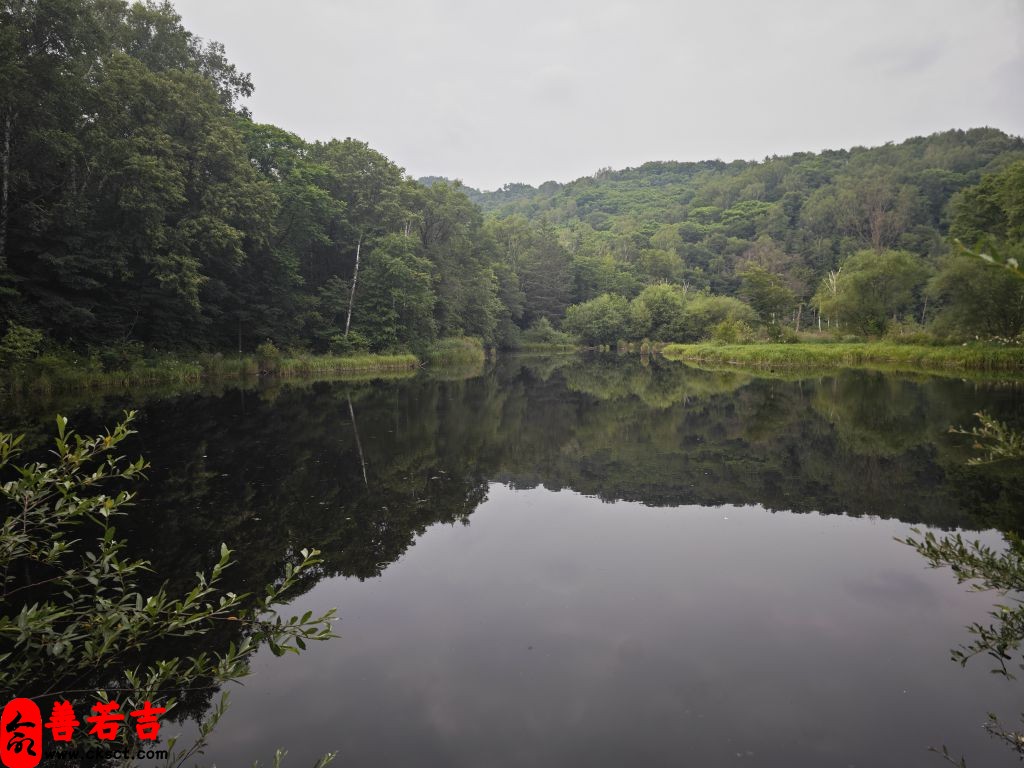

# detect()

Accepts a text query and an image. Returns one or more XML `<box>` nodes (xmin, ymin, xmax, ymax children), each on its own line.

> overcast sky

<box><xmin>171</xmin><ymin>0</ymin><xmax>1024</xmax><ymax>191</ymax></box>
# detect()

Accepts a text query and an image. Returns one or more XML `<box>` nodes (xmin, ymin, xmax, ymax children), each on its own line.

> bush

<box><xmin>328</xmin><ymin>331</ymin><xmax>370</xmax><ymax>356</ymax></box>
<box><xmin>0</xmin><ymin>323</ymin><xmax>44</xmax><ymax>372</ymax></box>
<box><xmin>96</xmin><ymin>340</ymin><xmax>145</xmax><ymax>372</ymax></box>
<box><xmin>428</xmin><ymin>336</ymin><xmax>486</xmax><ymax>365</ymax></box>
<box><xmin>765</xmin><ymin>324</ymin><xmax>800</xmax><ymax>343</ymax></box>
<box><xmin>255</xmin><ymin>340</ymin><xmax>282</xmax><ymax>372</ymax></box>
<box><xmin>709</xmin><ymin>317</ymin><xmax>755</xmax><ymax>344</ymax></box>
<box><xmin>883</xmin><ymin>322</ymin><xmax>940</xmax><ymax>346</ymax></box>
<box><xmin>521</xmin><ymin>317</ymin><xmax>576</xmax><ymax>346</ymax></box>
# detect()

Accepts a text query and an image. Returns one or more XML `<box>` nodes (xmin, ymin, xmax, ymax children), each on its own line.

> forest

<box><xmin>2</xmin><ymin>0</ymin><xmax>1024</xmax><ymax>374</ymax></box>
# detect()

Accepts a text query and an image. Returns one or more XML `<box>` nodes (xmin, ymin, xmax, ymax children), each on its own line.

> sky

<box><xmin>171</xmin><ymin>0</ymin><xmax>1024</xmax><ymax>191</ymax></box>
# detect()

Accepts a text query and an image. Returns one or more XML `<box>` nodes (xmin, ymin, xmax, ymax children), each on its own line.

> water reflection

<box><xmin>2</xmin><ymin>355</ymin><xmax>1023</xmax><ymax>765</ymax></box>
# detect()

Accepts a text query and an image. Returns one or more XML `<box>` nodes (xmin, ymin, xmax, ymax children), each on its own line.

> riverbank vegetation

<box><xmin>661</xmin><ymin>341</ymin><xmax>1024</xmax><ymax>373</ymax></box>
<box><xmin>0</xmin><ymin>346</ymin><xmax>420</xmax><ymax>394</ymax></box>
<box><xmin>2</xmin><ymin>1</ymin><xmax>1024</xmax><ymax>383</ymax></box>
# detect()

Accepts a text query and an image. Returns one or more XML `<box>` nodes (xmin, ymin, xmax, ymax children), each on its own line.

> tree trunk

<box><xmin>344</xmin><ymin>235</ymin><xmax>362</xmax><ymax>338</ymax></box>
<box><xmin>0</xmin><ymin>112</ymin><xmax>12</xmax><ymax>271</ymax></box>
<box><xmin>795</xmin><ymin>302</ymin><xmax>803</xmax><ymax>333</ymax></box>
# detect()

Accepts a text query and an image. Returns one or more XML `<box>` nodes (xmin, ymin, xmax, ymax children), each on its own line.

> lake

<box><xmin>3</xmin><ymin>354</ymin><xmax>1023</xmax><ymax>767</ymax></box>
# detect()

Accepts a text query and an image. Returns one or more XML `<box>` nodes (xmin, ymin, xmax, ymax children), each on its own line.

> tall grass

<box><xmin>275</xmin><ymin>353</ymin><xmax>418</xmax><ymax>376</ymax></box>
<box><xmin>661</xmin><ymin>342</ymin><xmax>1024</xmax><ymax>373</ymax></box>
<box><xmin>2</xmin><ymin>350</ymin><xmax>419</xmax><ymax>394</ymax></box>
<box><xmin>426</xmin><ymin>337</ymin><xmax>486</xmax><ymax>366</ymax></box>
<box><xmin>514</xmin><ymin>342</ymin><xmax>579</xmax><ymax>354</ymax></box>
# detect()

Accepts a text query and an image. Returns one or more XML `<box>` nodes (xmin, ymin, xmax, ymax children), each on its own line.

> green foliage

<box><xmin>950</xmin><ymin>412</ymin><xmax>1024</xmax><ymax>465</ymax></box>
<box><xmin>814</xmin><ymin>250</ymin><xmax>929</xmax><ymax>335</ymax></box>
<box><xmin>2</xmin><ymin>0</ymin><xmax>1023</xmax><ymax>374</ymax></box>
<box><xmin>354</xmin><ymin>234</ymin><xmax>436</xmax><ymax>352</ymax></box>
<box><xmin>764</xmin><ymin>323</ymin><xmax>800</xmax><ymax>343</ymax></box>
<box><xmin>475</xmin><ymin>128</ymin><xmax>1023</xmax><ymax>315</ymax></box>
<box><xmin>629</xmin><ymin>284</ymin><xmax>689</xmax><ymax>340</ymax></box>
<box><xmin>0</xmin><ymin>412</ymin><xmax>336</xmax><ymax>759</ymax></box>
<box><xmin>256</xmin><ymin>340</ymin><xmax>282</xmax><ymax>372</ymax></box>
<box><xmin>563</xmin><ymin>294</ymin><xmax>631</xmax><ymax>346</ymax></box>
<box><xmin>661</xmin><ymin>342</ymin><xmax>1024</xmax><ymax>373</ymax></box>
<box><xmin>901</xmin><ymin>521</ymin><xmax>1024</xmax><ymax>762</ymax></box>
<box><xmin>0</xmin><ymin>323</ymin><xmax>43</xmax><ymax>371</ymax></box>
<box><xmin>678</xmin><ymin>294</ymin><xmax>757</xmax><ymax>342</ymax></box>
<box><xmin>520</xmin><ymin>317</ymin><xmax>576</xmax><ymax>346</ymax></box>
<box><xmin>928</xmin><ymin>253</ymin><xmax>1024</xmax><ymax>338</ymax></box>
<box><xmin>427</xmin><ymin>336</ymin><xmax>486</xmax><ymax>366</ymax></box>
<box><xmin>710</xmin><ymin>317</ymin><xmax>755</xmax><ymax>344</ymax></box>
<box><xmin>738</xmin><ymin>265</ymin><xmax>797</xmax><ymax>325</ymax></box>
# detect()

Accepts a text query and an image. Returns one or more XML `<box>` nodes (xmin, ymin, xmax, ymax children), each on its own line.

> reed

<box><xmin>660</xmin><ymin>342</ymin><xmax>1024</xmax><ymax>373</ymax></box>
<box><xmin>2</xmin><ymin>350</ymin><xmax>419</xmax><ymax>394</ymax></box>
<box><xmin>426</xmin><ymin>337</ymin><xmax>486</xmax><ymax>366</ymax></box>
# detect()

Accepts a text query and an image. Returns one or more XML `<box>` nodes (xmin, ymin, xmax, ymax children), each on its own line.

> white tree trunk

<box><xmin>344</xmin><ymin>235</ymin><xmax>362</xmax><ymax>338</ymax></box>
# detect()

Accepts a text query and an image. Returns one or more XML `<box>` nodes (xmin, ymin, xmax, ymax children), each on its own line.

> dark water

<box><xmin>4</xmin><ymin>355</ymin><xmax>1024</xmax><ymax>767</ymax></box>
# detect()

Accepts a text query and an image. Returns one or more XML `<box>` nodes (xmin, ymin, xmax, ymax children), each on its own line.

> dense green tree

<box><xmin>2</xmin><ymin>1</ymin><xmax>1022</xmax><ymax>356</ymax></box>
<box><xmin>738</xmin><ymin>265</ymin><xmax>797</xmax><ymax>326</ymax></box>
<box><xmin>949</xmin><ymin>160</ymin><xmax>1024</xmax><ymax>247</ymax></box>
<box><xmin>353</xmin><ymin>233</ymin><xmax>436</xmax><ymax>351</ymax></box>
<box><xmin>814</xmin><ymin>249</ymin><xmax>930</xmax><ymax>334</ymax></box>
<box><xmin>928</xmin><ymin>160</ymin><xmax>1024</xmax><ymax>339</ymax></box>
<box><xmin>562</xmin><ymin>293</ymin><xmax>630</xmax><ymax>345</ymax></box>
<box><xmin>628</xmin><ymin>283</ymin><xmax>689</xmax><ymax>340</ymax></box>
<box><xmin>416</xmin><ymin>181</ymin><xmax>504</xmax><ymax>344</ymax></box>
<box><xmin>928</xmin><ymin>254</ymin><xmax>1024</xmax><ymax>338</ymax></box>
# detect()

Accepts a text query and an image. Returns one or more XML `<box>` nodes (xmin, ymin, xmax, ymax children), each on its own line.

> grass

<box><xmin>426</xmin><ymin>337</ymin><xmax>486</xmax><ymax>366</ymax></box>
<box><xmin>660</xmin><ymin>342</ymin><xmax>1024</xmax><ymax>374</ymax></box>
<box><xmin>2</xmin><ymin>351</ymin><xmax>420</xmax><ymax>395</ymax></box>
<box><xmin>513</xmin><ymin>342</ymin><xmax>580</xmax><ymax>354</ymax></box>
<box><xmin>270</xmin><ymin>353</ymin><xmax>418</xmax><ymax>376</ymax></box>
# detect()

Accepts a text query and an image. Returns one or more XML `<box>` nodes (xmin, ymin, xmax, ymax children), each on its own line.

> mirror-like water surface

<box><xmin>3</xmin><ymin>355</ymin><xmax>1022</xmax><ymax>767</ymax></box>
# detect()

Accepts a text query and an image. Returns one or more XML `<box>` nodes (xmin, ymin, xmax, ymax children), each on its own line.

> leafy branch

<box><xmin>0</xmin><ymin>412</ymin><xmax>338</xmax><ymax>766</ymax></box>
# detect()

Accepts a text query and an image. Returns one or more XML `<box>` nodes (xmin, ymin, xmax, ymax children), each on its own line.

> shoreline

<box><xmin>660</xmin><ymin>342</ymin><xmax>1024</xmax><ymax>376</ymax></box>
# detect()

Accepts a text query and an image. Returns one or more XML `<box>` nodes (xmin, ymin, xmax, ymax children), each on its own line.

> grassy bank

<box><xmin>513</xmin><ymin>342</ymin><xmax>581</xmax><ymax>354</ymax></box>
<box><xmin>2</xmin><ymin>351</ymin><xmax>420</xmax><ymax>394</ymax></box>
<box><xmin>660</xmin><ymin>342</ymin><xmax>1024</xmax><ymax>374</ymax></box>
<box><xmin>426</xmin><ymin>337</ymin><xmax>486</xmax><ymax>366</ymax></box>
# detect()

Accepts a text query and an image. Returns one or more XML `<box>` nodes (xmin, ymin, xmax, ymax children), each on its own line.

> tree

<box><xmin>353</xmin><ymin>233</ymin><xmax>436</xmax><ymax>352</ymax></box>
<box><xmin>312</xmin><ymin>139</ymin><xmax>406</xmax><ymax>338</ymax></box>
<box><xmin>928</xmin><ymin>254</ymin><xmax>1024</xmax><ymax>338</ymax></box>
<box><xmin>628</xmin><ymin>283</ymin><xmax>689</xmax><ymax>340</ymax></box>
<box><xmin>738</xmin><ymin>265</ymin><xmax>796</xmax><ymax>326</ymax></box>
<box><xmin>416</xmin><ymin>181</ymin><xmax>504</xmax><ymax>344</ymax></box>
<box><xmin>814</xmin><ymin>249</ymin><xmax>929</xmax><ymax>335</ymax></box>
<box><xmin>517</xmin><ymin>224</ymin><xmax>574</xmax><ymax>325</ymax></box>
<box><xmin>562</xmin><ymin>293</ymin><xmax>630</xmax><ymax>345</ymax></box>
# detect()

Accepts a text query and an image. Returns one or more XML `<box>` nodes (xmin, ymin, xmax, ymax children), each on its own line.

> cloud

<box><xmin>171</xmin><ymin>0</ymin><xmax>1024</xmax><ymax>190</ymax></box>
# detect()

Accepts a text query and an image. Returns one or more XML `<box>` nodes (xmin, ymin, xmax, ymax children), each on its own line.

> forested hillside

<box><xmin>0</xmin><ymin>0</ymin><xmax>519</xmax><ymax>357</ymax></box>
<box><xmin>437</xmin><ymin>130</ymin><xmax>1024</xmax><ymax>343</ymax></box>
<box><xmin>2</xmin><ymin>0</ymin><xmax>1023</xmax><ymax>365</ymax></box>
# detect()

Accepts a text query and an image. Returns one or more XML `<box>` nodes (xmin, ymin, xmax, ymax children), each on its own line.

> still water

<box><xmin>4</xmin><ymin>355</ymin><xmax>1023</xmax><ymax>767</ymax></box>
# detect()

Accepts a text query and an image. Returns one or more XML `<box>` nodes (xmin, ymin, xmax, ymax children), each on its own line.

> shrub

<box><xmin>0</xmin><ymin>413</ymin><xmax>336</xmax><ymax>762</ymax></box>
<box><xmin>765</xmin><ymin>324</ymin><xmax>800</xmax><ymax>343</ymax></box>
<box><xmin>96</xmin><ymin>339</ymin><xmax>146</xmax><ymax>372</ymax></box>
<box><xmin>0</xmin><ymin>323</ymin><xmax>44</xmax><ymax>372</ymax></box>
<box><xmin>255</xmin><ymin>340</ymin><xmax>282</xmax><ymax>372</ymax></box>
<box><xmin>428</xmin><ymin>336</ymin><xmax>486</xmax><ymax>365</ymax></box>
<box><xmin>328</xmin><ymin>331</ymin><xmax>370</xmax><ymax>356</ymax></box>
<box><xmin>521</xmin><ymin>317</ymin><xmax>576</xmax><ymax>346</ymax></box>
<box><xmin>709</xmin><ymin>317</ymin><xmax>755</xmax><ymax>344</ymax></box>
